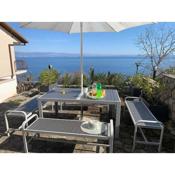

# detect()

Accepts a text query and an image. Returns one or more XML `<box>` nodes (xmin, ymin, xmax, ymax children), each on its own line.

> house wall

<box><xmin>0</xmin><ymin>26</ymin><xmax>20</xmax><ymax>103</ymax></box>
<box><xmin>0</xmin><ymin>77</ymin><xmax>17</xmax><ymax>103</ymax></box>
<box><xmin>0</xmin><ymin>26</ymin><xmax>18</xmax><ymax>78</ymax></box>
<box><xmin>159</xmin><ymin>74</ymin><xmax>175</xmax><ymax>120</ymax></box>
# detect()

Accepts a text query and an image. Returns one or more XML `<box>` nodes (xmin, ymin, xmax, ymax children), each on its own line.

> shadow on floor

<box><xmin>30</xmin><ymin>139</ymin><xmax>75</xmax><ymax>153</ymax></box>
<box><xmin>0</xmin><ymin>135</ymin><xmax>75</xmax><ymax>153</ymax></box>
<box><xmin>0</xmin><ymin>101</ymin><xmax>21</xmax><ymax>133</ymax></box>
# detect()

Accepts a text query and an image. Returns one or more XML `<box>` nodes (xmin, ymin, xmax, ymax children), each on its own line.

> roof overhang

<box><xmin>0</xmin><ymin>22</ymin><xmax>28</xmax><ymax>44</ymax></box>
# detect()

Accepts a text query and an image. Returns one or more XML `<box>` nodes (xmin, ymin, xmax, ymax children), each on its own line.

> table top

<box><xmin>24</xmin><ymin>118</ymin><xmax>110</xmax><ymax>139</ymax></box>
<box><xmin>38</xmin><ymin>88</ymin><xmax>121</xmax><ymax>104</ymax></box>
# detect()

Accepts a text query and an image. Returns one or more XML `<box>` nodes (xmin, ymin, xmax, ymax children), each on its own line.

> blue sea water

<box><xmin>17</xmin><ymin>56</ymin><xmax>175</xmax><ymax>80</ymax></box>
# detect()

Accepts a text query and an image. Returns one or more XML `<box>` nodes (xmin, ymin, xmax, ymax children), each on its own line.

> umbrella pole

<box><xmin>80</xmin><ymin>22</ymin><xmax>83</xmax><ymax>94</ymax></box>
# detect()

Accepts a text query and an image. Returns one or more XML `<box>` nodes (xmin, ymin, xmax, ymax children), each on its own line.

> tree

<box><xmin>137</xmin><ymin>26</ymin><xmax>175</xmax><ymax>79</ymax></box>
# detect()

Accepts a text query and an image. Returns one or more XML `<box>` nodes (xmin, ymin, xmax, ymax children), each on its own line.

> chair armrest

<box><xmin>22</xmin><ymin>114</ymin><xmax>38</xmax><ymax>130</ymax></box>
<box><xmin>5</xmin><ymin>110</ymin><xmax>32</xmax><ymax>120</ymax></box>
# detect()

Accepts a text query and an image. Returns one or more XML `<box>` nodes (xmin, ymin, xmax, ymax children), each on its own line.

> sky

<box><xmin>9</xmin><ymin>22</ymin><xmax>175</xmax><ymax>55</ymax></box>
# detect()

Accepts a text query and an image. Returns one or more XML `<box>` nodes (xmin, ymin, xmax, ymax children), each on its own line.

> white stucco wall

<box><xmin>0</xmin><ymin>26</ymin><xmax>19</xmax><ymax>78</ymax></box>
<box><xmin>0</xmin><ymin>78</ymin><xmax>17</xmax><ymax>103</ymax></box>
<box><xmin>0</xmin><ymin>25</ymin><xmax>21</xmax><ymax>103</ymax></box>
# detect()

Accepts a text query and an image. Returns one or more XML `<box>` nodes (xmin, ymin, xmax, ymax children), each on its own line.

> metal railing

<box><xmin>15</xmin><ymin>60</ymin><xmax>28</xmax><ymax>71</ymax></box>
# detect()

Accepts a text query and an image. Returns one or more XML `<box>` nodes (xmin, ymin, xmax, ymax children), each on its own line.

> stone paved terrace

<box><xmin>0</xmin><ymin>91</ymin><xmax>175</xmax><ymax>153</ymax></box>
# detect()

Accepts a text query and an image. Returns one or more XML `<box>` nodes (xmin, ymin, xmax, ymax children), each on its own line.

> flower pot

<box><xmin>149</xmin><ymin>105</ymin><xmax>169</xmax><ymax>122</ymax></box>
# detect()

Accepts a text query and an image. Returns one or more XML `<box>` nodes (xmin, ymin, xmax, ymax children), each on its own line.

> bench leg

<box><xmin>23</xmin><ymin>131</ymin><xmax>28</xmax><ymax>153</ymax></box>
<box><xmin>4</xmin><ymin>114</ymin><xmax>10</xmax><ymax>137</ymax></box>
<box><xmin>132</xmin><ymin>126</ymin><xmax>137</xmax><ymax>152</ymax></box>
<box><xmin>38</xmin><ymin>100</ymin><xmax>43</xmax><ymax>118</ymax></box>
<box><xmin>158</xmin><ymin>127</ymin><xmax>164</xmax><ymax>152</ymax></box>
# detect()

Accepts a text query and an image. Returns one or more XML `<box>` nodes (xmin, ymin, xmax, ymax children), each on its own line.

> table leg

<box><xmin>109</xmin><ymin>119</ymin><xmax>114</xmax><ymax>153</ymax></box>
<box><xmin>109</xmin><ymin>137</ymin><xmax>114</xmax><ymax>153</ymax></box>
<box><xmin>115</xmin><ymin>103</ymin><xmax>121</xmax><ymax>138</ymax></box>
<box><xmin>38</xmin><ymin>100</ymin><xmax>43</xmax><ymax>118</ymax></box>
<box><xmin>60</xmin><ymin>102</ymin><xmax>63</xmax><ymax>111</ymax></box>
<box><xmin>96</xmin><ymin>145</ymin><xmax>100</xmax><ymax>153</ymax></box>
<box><xmin>80</xmin><ymin>104</ymin><xmax>83</xmax><ymax>119</ymax></box>
<box><xmin>4</xmin><ymin>113</ymin><xmax>10</xmax><ymax>137</ymax></box>
<box><xmin>23</xmin><ymin>131</ymin><xmax>28</xmax><ymax>153</ymax></box>
<box><xmin>55</xmin><ymin>102</ymin><xmax>58</xmax><ymax>117</ymax></box>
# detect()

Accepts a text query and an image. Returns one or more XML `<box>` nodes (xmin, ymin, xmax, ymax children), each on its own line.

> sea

<box><xmin>16</xmin><ymin>56</ymin><xmax>175</xmax><ymax>80</ymax></box>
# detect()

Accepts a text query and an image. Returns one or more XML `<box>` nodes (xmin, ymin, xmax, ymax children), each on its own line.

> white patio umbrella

<box><xmin>20</xmin><ymin>22</ymin><xmax>152</xmax><ymax>94</ymax></box>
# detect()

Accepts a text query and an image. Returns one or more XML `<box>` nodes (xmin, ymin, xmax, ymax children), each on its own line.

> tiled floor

<box><xmin>0</xmin><ymin>93</ymin><xmax>175</xmax><ymax>153</ymax></box>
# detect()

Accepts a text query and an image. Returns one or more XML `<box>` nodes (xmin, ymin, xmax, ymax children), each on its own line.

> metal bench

<box><xmin>5</xmin><ymin>95</ymin><xmax>40</xmax><ymax>136</ymax></box>
<box><xmin>125</xmin><ymin>97</ymin><xmax>164</xmax><ymax>152</ymax></box>
<box><xmin>22</xmin><ymin>115</ymin><xmax>114</xmax><ymax>153</ymax></box>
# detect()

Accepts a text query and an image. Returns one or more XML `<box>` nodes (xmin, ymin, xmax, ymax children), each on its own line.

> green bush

<box><xmin>107</xmin><ymin>72</ymin><xmax>116</xmax><ymax>85</ymax></box>
<box><xmin>71</xmin><ymin>72</ymin><xmax>81</xmax><ymax>85</ymax></box>
<box><xmin>60</xmin><ymin>72</ymin><xmax>89</xmax><ymax>87</ymax></box>
<box><xmin>129</xmin><ymin>74</ymin><xmax>160</xmax><ymax>103</ymax></box>
<box><xmin>94</xmin><ymin>73</ymin><xmax>108</xmax><ymax>84</ymax></box>
<box><xmin>62</xmin><ymin>73</ymin><xmax>71</xmax><ymax>87</ymax></box>
<box><xmin>83</xmin><ymin>74</ymin><xmax>90</xmax><ymax>87</ymax></box>
<box><xmin>89</xmin><ymin>67</ymin><xmax>95</xmax><ymax>84</ymax></box>
<box><xmin>112</xmin><ymin>73</ymin><xmax>128</xmax><ymax>91</ymax></box>
<box><xmin>129</xmin><ymin>74</ymin><xmax>144</xmax><ymax>89</ymax></box>
<box><xmin>39</xmin><ymin>69</ymin><xmax>59</xmax><ymax>86</ymax></box>
<box><xmin>164</xmin><ymin>67</ymin><xmax>175</xmax><ymax>74</ymax></box>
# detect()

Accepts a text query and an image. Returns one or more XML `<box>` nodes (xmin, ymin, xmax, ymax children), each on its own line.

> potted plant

<box><xmin>39</xmin><ymin>67</ymin><xmax>59</xmax><ymax>92</ymax></box>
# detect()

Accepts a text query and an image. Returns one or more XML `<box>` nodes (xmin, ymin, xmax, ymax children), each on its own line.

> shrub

<box><xmin>89</xmin><ymin>67</ymin><xmax>95</xmax><ymax>84</ymax></box>
<box><xmin>83</xmin><ymin>74</ymin><xmax>90</xmax><ymax>87</ymax></box>
<box><xmin>107</xmin><ymin>72</ymin><xmax>116</xmax><ymax>85</ymax></box>
<box><xmin>62</xmin><ymin>73</ymin><xmax>71</xmax><ymax>87</ymax></box>
<box><xmin>39</xmin><ymin>69</ymin><xmax>59</xmax><ymax>86</ymax></box>
<box><xmin>94</xmin><ymin>73</ymin><xmax>108</xmax><ymax>85</ymax></box>
<box><xmin>112</xmin><ymin>73</ymin><xmax>128</xmax><ymax>91</ymax></box>
<box><xmin>71</xmin><ymin>72</ymin><xmax>81</xmax><ymax>85</ymax></box>
<box><xmin>164</xmin><ymin>66</ymin><xmax>175</xmax><ymax>75</ymax></box>
<box><xmin>129</xmin><ymin>74</ymin><xmax>160</xmax><ymax>103</ymax></box>
<box><xmin>129</xmin><ymin>74</ymin><xmax>144</xmax><ymax>89</ymax></box>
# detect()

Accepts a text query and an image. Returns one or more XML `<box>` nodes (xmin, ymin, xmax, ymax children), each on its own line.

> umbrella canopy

<box><xmin>20</xmin><ymin>22</ymin><xmax>151</xmax><ymax>33</ymax></box>
<box><xmin>20</xmin><ymin>22</ymin><xmax>152</xmax><ymax>93</ymax></box>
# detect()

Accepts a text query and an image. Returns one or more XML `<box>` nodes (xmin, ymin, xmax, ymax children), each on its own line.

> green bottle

<box><xmin>96</xmin><ymin>83</ymin><xmax>102</xmax><ymax>98</ymax></box>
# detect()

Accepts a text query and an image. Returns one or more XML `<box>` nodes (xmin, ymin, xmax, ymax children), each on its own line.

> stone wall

<box><xmin>159</xmin><ymin>74</ymin><xmax>175</xmax><ymax>120</ymax></box>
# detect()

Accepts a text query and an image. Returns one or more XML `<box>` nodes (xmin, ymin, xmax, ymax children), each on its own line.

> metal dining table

<box><xmin>37</xmin><ymin>88</ymin><xmax>121</xmax><ymax>138</ymax></box>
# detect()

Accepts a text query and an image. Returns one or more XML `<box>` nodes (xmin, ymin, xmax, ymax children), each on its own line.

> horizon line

<box><xmin>16</xmin><ymin>51</ymin><xmax>142</xmax><ymax>56</ymax></box>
